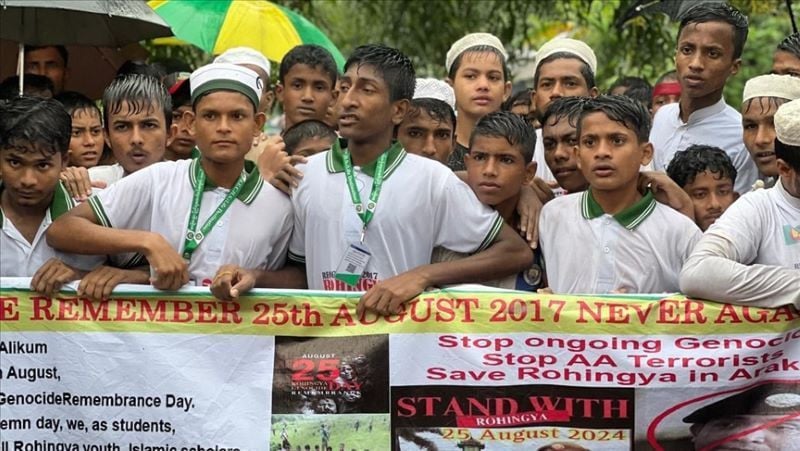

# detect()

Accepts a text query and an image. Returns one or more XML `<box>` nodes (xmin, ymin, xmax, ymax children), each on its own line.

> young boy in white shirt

<box><xmin>47</xmin><ymin>63</ymin><xmax>294</xmax><ymax>295</ymax></box>
<box><xmin>539</xmin><ymin>95</ymin><xmax>702</xmax><ymax>294</ymax></box>
<box><xmin>0</xmin><ymin>96</ymin><xmax>101</xmax><ymax>295</ymax></box>
<box><xmin>680</xmin><ymin>98</ymin><xmax>800</xmax><ymax>307</ymax></box>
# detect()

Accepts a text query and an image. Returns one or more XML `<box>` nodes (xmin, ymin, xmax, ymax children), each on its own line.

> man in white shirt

<box><xmin>47</xmin><ymin>63</ymin><xmax>293</xmax><ymax>295</ymax></box>
<box><xmin>680</xmin><ymin>98</ymin><xmax>800</xmax><ymax>308</ymax></box>
<box><xmin>649</xmin><ymin>3</ymin><xmax>758</xmax><ymax>194</ymax></box>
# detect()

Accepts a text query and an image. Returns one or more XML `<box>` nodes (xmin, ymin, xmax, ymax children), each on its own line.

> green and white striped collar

<box><xmin>187</xmin><ymin>158</ymin><xmax>264</xmax><ymax>205</ymax></box>
<box><xmin>0</xmin><ymin>181</ymin><xmax>74</xmax><ymax>222</ymax></box>
<box><xmin>326</xmin><ymin>138</ymin><xmax>406</xmax><ymax>178</ymax></box>
<box><xmin>581</xmin><ymin>189</ymin><xmax>656</xmax><ymax>230</ymax></box>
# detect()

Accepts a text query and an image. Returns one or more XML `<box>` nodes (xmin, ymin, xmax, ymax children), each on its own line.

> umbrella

<box><xmin>148</xmin><ymin>0</ymin><xmax>345</xmax><ymax>69</ymax></box>
<box><xmin>0</xmin><ymin>0</ymin><xmax>172</xmax><ymax>94</ymax></box>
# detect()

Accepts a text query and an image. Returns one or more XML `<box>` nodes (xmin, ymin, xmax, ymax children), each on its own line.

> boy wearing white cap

<box><xmin>680</xmin><ymin>98</ymin><xmax>800</xmax><ymax>308</ymax></box>
<box><xmin>530</xmin><ymin>37</ymin><xmax>599</xmax><ymax>190</ymax></box>
<box><xmin>649</xmin><ymin>3</ymin><xmax>758</xmax><ymax>195</ymax></box>
<box><xmin>214</xmin><ymin>46</ymin><xmax>274</xmax><ymax>115</ymax></box>
<box><xmin>741</xmin><ymin>74</ymin><xmax>800</xmax><ymax>188</ymax></box>
<box><xmin>47</xmin><ymin>63</ymin><xmax>294</xmax><ymax>296</ymax></box>
<box><xmin>445</xmin><ymin>33</ymin><xmax>511</xmax><ymax>171</ymax></box>
<box><xmin>397</xmin><ymin>78</ymin><xmax>456</xmax><ymax>164</ymax></box>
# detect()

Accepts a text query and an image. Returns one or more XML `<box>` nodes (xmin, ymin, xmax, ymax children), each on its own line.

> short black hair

<box><xmin>55</xmin><ymin>91</ymin><xmax>102</xmax><ymax>119</ymax></box>
<box><xmin>282</xmin><ymin>119</ymin><xmax>336</xmax><ymax>155</ymax></box>
<box><xmin>666</xmin><ymin>144</ymin><xmax>737</xmax><ymax>188</ymax></box>
<box><xmin>743</xmin><ymin>96</ymin><xmax>789</xmax><ymax>115</ymax></box>
<box><xmin>407</xmin><ymin>97</ymin><xmax>456</xmax><ymax>128</ymax></box>
<box><xmin>655</xmin><ymin>70</ymin><xmax>679</xmax><ymax>84</ymax></box>
<box><xmin>777</xmin><ymin>32</ymin><xmax>800</xmax><ymax>59</ymax></box>
<box><xmin>469</xmin><ymin>110</ymin><xmax>536</xmax><ymax>164</ymax></box>
<box><xmin>678</xmin><ymin>2</ymin><xmax>749</xmax><ymax>59</ymax></box>
<box><xmin>102</xmin><ymin>74</ymin><xmax>172</xmax><ymax>131</ymax></box>
<box><xmin>116</xmin><ymin>60</ymin><xmax>167</xmax><ymax>81</ymax></box>
<box><xmin>344</xmin><ymin>44</ymin><xmax>415</xmax><ymax>102</ymax></box>
<box><xmin>776</xmin><ymin>138</ymin><xmax>800</xmax><ymax>172</ymax></box>
<box><xmin>24</xmin><ymin>45</ymin><xmax>69</xmax><ymax>66</ymax></box>
<box><xmin>541</xmin><ymin>96</ymin><xmax>586</xmax><ymax>130</ymax></box>
<box><xmin>447</xmin><ymin>46</ymin><xmax>510</xmax><ymax>81</ymax></box>
<box><xmin>0</xmin><ymin>96</ymin><xmax>71</xmax><ymax>157</ymax></box>
<box><xmin>576</xmin><ymin>95</ymin><xmax>651</xmax><ymax>142</ymax></box>
<box><xmin>0</xmin><ymin>74</ymin><xmax>55</xmax><ymax>101</ymax></box>
<box><xmin>533</xmin><ymin>52</ymin><xmax>596</xmax><ymax>90</ymax></box>
<box><xmin>279</xmin><ymin>44</ymin><xmax>338</xmax><ymax>86</ymax></box>
<box><xmin>502</xmin><ymin>88</ymin><xmax>532</xmax><ymax>112</ymax></box>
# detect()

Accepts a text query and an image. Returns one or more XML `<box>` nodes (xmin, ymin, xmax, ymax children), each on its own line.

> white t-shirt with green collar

<box><xmin>1</xmin><ymin>182</ymin><xmax>103</xmax><ymax>276</ymax></box>
<box><xmin>539</xmin><ymin>189</ymin><xmax>702</xmax><ymax>294</ymax></box>
<box><xmin>87</xmin><ymin>159</ymin><xmax>292</xmax><ymax>286</ymax></box>
<box><xmin>288</xmin><ymin>140</ymin><xmax>504</xmax><ymax>291</ymax></box>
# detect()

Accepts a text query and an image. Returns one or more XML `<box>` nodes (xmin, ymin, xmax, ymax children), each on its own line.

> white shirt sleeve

<box><xmin>433</xmin><ymin>172</ymin><xmax>503</xmax><ymax>254</ymax></box>
<box><xmin>86</xmin><ymin>166</ymin><xmax>155</xmax><ymax>231</ymax></box>
<box><xmin>288</xmin><ymin>168</ymin><xmax>307</xmax><ymax>264</ymax></box>
<box><xmin>264</xmin><ymin>198</ymin><xmax>293</xmax><ymax>270</ymax></box>
<box><xmin>680</xmin><ymin>232</ymin><xmax>800</xmax><ymax>308</ymax></box>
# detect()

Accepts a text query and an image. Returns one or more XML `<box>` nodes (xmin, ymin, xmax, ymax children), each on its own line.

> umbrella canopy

<box><xmin>148</xmin><ymin>0</ymin><xmax>345</xmax><ymax>69</ymax></box>
<box><xmin>0</xmin><ymin>0</ymin><xmax>172</xmax><ymax>47</ymax></box>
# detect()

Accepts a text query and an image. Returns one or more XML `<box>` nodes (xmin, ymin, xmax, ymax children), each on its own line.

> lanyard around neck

<box><xmin>341</xmin><ymin>150</ymin><xmax>387</xmax><ymax>234</ymax></box>
<box><xmin>182</xmin><ymin>168</ymin><xmax>246</xmax><ymax>260</ymax></box>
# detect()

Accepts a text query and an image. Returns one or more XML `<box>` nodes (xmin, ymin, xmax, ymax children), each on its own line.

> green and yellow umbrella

<box><xmin>148</xmin><ymin>0</ymin><xmax>345</xmax><ymax>68</ymax></box>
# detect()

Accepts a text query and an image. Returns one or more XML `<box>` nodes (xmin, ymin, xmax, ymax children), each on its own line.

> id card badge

<box><xmin>334</xmin><ymin>242</ymin><xmax>371</xmax><ymax>287</ymax></box>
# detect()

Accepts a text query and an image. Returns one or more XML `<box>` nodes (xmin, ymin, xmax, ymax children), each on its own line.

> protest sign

<box><xmin>0</xmin><ymin>279</ymin><xmax>798</xmax><ymax>450</ymax></box>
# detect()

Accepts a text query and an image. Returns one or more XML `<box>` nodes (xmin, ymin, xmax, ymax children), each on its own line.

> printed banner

<box><xmin>0</xmin><ymin>279</ymin><xmax>798</xmax><ymax>451</ymax></box>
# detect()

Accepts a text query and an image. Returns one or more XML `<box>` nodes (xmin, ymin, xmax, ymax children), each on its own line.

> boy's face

<box><xmin>0</xmin><ymin>145</ymin><xmax>64</xmax><ymax>208</ymax></box>
<box><xmin>68</xmin><ymin>108</ymin><xmax>104</xmax><ymax>168</ymax></box>
<box><xmin>542</xmin><ymin>115</ymin><xmax>587</xmax><ymax>193</ymax></box>
<box><xmin>532</xmin><ymin>58</ymin><xmax>596</xmax><ymax>120</ymax></box>
<box><xmin>397</xmin><ymin>109</ymin><xmax>455</xmax><ymax>164</ymax></box>
<box><xmin>277</xmin><ymin>63</ymin><xmax>336</xmax><ymax>128</ymax></box>
<box><xmin>682</xmin><ymin>170</ymin><xmax>736</xmax><ymax>231</ymax></box>
<box><xmin>448</xmin><ymin>51</ymin><xmax>511</xmax><ymax>118</ymax></box>
<box><xmin>652</xmin><ymin>94</ymin><xmax>680</xmax><ymax>116</ymax></box>
<box><xmin>338</xmin><ymin>64</ymin><xmax>407</xmax><ymax>143</ymax></box>
<box><xmin>576</xmin><ymin>112</ymin><xmax>653</xmax><ymax>193</ymax></box>
<box><xmin>465</xmin><ymin>135</ymin><xmax>534</xmax><ymax>208</ymax></box>
<box><xmin>168</xmin><ymin>104</ymin><xmax>196</xmax><ymax>159</ymax></box>
<box><xmin>105</xmin><ymin>101</ymin><xmax>167</xmax><ymax>175</ymax></box>
<box><xmin>24</xmin><ymin>47</ymin><xmax>67</xmax><ymax>93</ymax></box>
<box><xmin>742</xmin><ymin>98</ymin><xmax>780</xmax><ymax>177</ymax></box>
<box><xmin>189</xmin><ymin>91</ymin><xmax>265</xmax><ymax>164</ymax></box>
<box><xmin>675</xmin><ymin>21</ymin><xmax>740</xmax><ymax>100</ymax></box>
<box><xmin>293</xmin><ymin>135</ymin><xmax>334</xmax><ymax>158</ymax></box>
<box><xmin>772</xmin><ymin>50</ymin><xmax>800</xmax><ymax>77</ymax></box>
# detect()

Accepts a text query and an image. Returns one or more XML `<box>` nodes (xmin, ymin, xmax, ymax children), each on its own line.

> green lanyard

<box><xmin>182</xmin><ymin>168</ymin><xmax>247</xmax><ymax>260</ymax></box>
<box><xmin>342</xmin><ymin>150</ymin><xmax>387</xmax><ymax>242</ymax></box>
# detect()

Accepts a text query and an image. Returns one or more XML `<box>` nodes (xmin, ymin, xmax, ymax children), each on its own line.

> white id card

<box><xmin>334</xmin><ymin>242</ymin><xmax>371</xmax><ymax>287</ymax></box>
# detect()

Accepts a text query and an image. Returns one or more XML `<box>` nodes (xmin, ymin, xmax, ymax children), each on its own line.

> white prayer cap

<box><xmin>742</xmin><ymin>74</ymin><xmax>800</xmax><ymax>103</ymax></box>
<box><xmin>214</xmin><ymin>47</ymin><xmax>271</xmax><ymax>78</ymax></box>
<box><xmin>190</xmin><ymin>63</ymin><xmax>262</xmax><ymax>109</ymax></box>
<box><xmin>413</xmin><ymin>78</ymin><xmax>456</xmax><ymax>112</ymax></box>
<box><xmin>533</xmin><ymin>37</ymin><xmax>597</xmax><ymax>81</ymax></box>
<box><xmin>446</xmin><ymin>33</ymin><xmax>508</xmax><ymax>74</ymax></box>
<box><xmin>774</xmin><ymin>98</ymin><xmax>800</xmax><ymax>146</ymax></box>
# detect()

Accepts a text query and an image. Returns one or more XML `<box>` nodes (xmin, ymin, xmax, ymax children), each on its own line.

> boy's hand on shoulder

<box><xmin>638</xmin><ymin>171</ymin><xmax>695</xmax><ymax>221</ymax></box>
<box><xmin>517</xmin><ymin>180</ymin><xmax>553</xmax><ymax>249</ymax></box>
<box><xmin>30</xmin><ymin>258</ymin><xmax>84</xmax><ymax>298</ymax></box>
<box><xmin>143</xmin><ymin>234</ymin><xmax>189</xmax><ymax>291</ymax></box>
<box><xmin>77</xmin><ymin>265</ymin><xmax>149</xmax><ymax>301</ymax></box>
<box><xmin>257</xmin><ymin>135</ymin><xmax>306</xmax><ymax>195</ymax></box>
<box><xmin>61</xmin><ymin>166</ymin><xmax>105</xmax><ymax>201</ymax></box>
<box><xmin>357</xmin><ymin>270</ymin><xmax>429</xmax><ymax>317</ymax></box>
<box><xmin>211</xmin><ymin>265</ymin><xmax>256</xmax><ymax>301</ymax></box>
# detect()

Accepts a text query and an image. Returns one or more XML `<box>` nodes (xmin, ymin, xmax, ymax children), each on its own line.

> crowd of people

<box><xmin>1</xmin><ymin>2</ymin><xmax>798</xmax><ymax>313</ymax></box>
